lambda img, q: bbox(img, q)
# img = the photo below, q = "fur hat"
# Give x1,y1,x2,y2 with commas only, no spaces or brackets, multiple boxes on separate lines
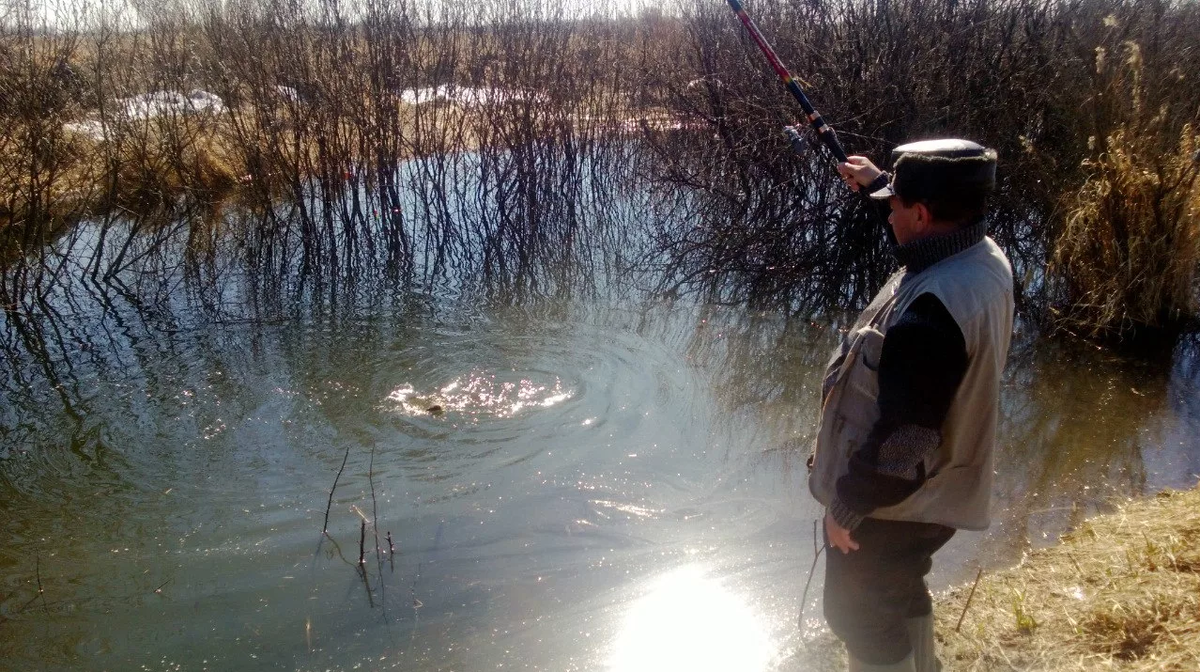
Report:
869,139,997,202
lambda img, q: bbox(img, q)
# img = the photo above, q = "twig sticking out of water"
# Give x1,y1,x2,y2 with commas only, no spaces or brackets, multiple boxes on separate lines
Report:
36,554,47,614
357,520,375,608
323,443,352,534
153,578,172,595
369,444,381,560
369,441,388,621
387,531,396,572
20,554,49,614
407,561,424,652
411,562,424,611
955,568,984,633
359,519,367,566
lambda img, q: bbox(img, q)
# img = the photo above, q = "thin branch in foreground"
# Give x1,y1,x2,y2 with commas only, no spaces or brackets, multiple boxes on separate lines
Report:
368,441,388,621
955,568,984,633
359,519,366,566
36,553,48,614
323,443,353,534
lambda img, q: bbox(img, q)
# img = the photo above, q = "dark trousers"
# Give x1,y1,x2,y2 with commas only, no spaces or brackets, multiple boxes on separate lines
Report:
823,517,956,665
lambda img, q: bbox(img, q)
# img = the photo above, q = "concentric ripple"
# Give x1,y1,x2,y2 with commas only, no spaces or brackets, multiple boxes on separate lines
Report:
384,369,575,419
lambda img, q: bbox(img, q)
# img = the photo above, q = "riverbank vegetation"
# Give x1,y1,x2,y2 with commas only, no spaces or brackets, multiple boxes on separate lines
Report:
2,0,1199,343
654,0,1200,339
938,484,1200,671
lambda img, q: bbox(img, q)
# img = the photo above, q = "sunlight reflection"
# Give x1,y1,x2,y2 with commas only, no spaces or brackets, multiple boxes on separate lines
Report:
608,565,776,672
384,371,574,418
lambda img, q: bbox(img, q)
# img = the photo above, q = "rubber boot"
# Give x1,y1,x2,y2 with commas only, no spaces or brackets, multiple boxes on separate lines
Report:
904,614,942,672
848,653,917,672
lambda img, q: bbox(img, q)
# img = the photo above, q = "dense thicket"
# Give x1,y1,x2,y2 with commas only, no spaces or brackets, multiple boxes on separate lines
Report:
1,0,1197,339
656,0,1200,330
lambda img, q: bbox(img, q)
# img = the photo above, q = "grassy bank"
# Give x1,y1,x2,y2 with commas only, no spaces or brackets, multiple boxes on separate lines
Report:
938,485,1200,671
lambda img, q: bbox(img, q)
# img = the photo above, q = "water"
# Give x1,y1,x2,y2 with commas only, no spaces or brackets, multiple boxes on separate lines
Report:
3,276,1200,671
3,155,1200,671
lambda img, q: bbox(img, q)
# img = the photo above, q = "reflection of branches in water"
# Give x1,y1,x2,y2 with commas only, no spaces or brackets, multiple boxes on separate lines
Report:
985,335,1178,559
3,303,86,432
651,302,840,469
0,141,646,465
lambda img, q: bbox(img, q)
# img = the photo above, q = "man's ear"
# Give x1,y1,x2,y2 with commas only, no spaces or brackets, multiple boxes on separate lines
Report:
913,202,934,233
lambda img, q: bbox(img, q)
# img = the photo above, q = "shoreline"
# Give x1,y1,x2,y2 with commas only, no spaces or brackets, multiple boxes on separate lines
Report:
935,484,1200,671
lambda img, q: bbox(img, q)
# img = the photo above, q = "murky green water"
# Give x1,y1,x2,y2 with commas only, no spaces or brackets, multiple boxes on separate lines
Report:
3,281,1199,671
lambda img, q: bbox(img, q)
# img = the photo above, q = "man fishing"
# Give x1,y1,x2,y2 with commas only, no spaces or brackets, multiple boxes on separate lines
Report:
807,142,1015,672
720,3,1014,668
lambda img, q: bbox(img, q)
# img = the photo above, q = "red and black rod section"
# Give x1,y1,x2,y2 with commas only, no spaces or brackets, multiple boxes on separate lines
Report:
726,0,849,163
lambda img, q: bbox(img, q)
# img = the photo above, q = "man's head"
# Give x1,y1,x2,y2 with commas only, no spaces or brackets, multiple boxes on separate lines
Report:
870,139,997,244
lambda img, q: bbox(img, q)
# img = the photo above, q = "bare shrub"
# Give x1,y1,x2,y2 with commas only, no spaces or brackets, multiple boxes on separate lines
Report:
646,0,1200,321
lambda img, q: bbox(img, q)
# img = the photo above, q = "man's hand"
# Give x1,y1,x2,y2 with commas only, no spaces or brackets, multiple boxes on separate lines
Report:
837,156,883,192
825,511,860,554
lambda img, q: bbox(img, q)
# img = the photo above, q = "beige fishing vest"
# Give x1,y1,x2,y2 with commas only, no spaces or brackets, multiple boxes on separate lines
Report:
808,237,1014,530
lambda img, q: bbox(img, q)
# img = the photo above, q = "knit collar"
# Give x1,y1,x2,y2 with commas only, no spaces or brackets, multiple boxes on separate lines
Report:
893,218,988,274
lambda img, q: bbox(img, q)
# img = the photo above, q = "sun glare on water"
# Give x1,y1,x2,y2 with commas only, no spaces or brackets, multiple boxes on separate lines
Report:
608,565,776,672
385,371,574,418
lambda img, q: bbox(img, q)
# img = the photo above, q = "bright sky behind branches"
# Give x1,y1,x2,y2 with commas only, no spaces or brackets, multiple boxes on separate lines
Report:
6,0,676,31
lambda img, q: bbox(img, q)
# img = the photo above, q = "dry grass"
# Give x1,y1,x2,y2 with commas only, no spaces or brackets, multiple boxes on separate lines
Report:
1051,124,1200,338
1049,40,1200,340
938,486,1200,671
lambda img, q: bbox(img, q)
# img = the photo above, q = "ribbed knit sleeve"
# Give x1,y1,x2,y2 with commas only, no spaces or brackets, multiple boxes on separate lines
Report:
828,293,968,530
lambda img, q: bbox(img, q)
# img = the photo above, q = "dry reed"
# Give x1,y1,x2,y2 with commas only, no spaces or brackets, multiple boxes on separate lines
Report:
938,486,1200,671
1051,122,1200,339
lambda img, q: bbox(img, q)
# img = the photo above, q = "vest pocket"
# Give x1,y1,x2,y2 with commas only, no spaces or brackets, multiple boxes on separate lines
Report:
833,326,884,457
844,326,884,395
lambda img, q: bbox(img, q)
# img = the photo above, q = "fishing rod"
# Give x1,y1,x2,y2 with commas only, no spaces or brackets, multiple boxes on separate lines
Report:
725,0,849,164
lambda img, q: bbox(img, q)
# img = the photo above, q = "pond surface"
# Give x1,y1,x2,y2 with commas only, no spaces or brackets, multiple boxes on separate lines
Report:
3,273,1200,672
